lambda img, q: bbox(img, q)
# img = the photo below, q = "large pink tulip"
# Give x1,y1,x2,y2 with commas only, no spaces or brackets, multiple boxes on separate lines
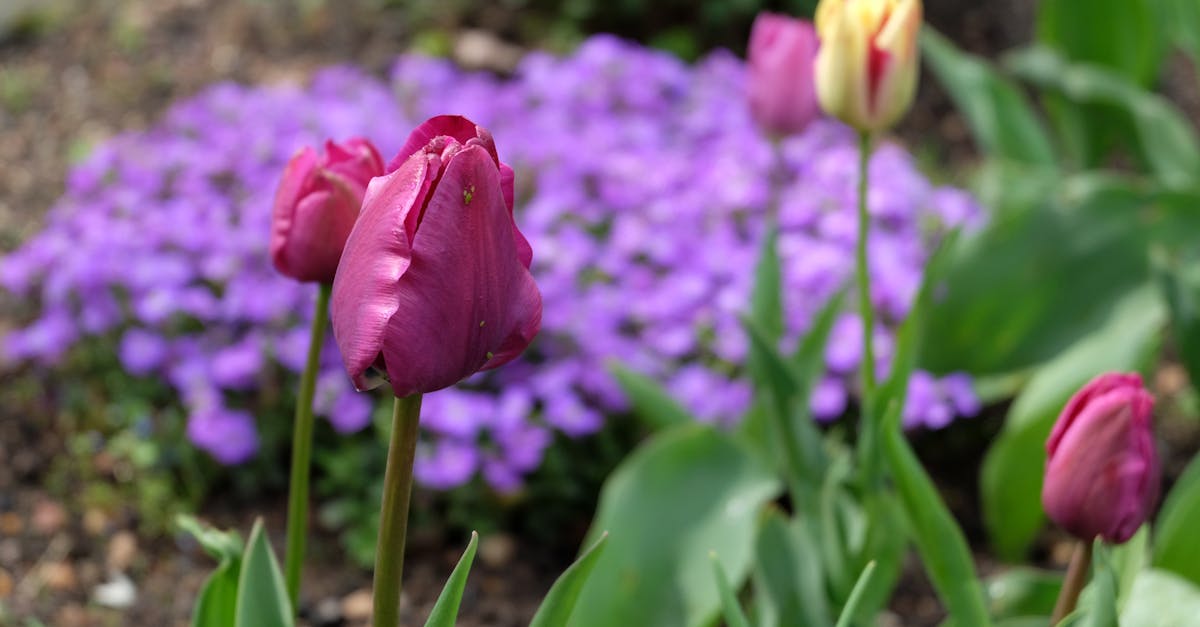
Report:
747,12,821,136
270,138,385,283
1042,372,1159,544
330,116,541,397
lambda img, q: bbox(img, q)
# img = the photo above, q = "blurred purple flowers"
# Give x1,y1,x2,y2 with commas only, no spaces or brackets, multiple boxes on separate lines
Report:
1,36,981,489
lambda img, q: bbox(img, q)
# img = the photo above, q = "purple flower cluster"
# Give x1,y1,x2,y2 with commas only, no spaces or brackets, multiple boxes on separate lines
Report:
2,36,981,490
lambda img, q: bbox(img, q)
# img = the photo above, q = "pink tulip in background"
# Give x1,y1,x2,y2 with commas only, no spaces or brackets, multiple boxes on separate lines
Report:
270,137,385,283
330,115,541,398
1042,372,1160,544
747,12,821,136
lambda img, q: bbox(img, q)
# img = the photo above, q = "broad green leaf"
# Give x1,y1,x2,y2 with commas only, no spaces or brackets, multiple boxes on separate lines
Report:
1155,253,1200,392
881,402,991,627
751,508,831,627
1036,0,1161,84
1108,525,1148,610
608,362,694,430
844,492,907,625
192,561,241,627
981,286,1163,559
234,520,294,627
530,534,609,627
921,29,1056,167
1120,569,1200,626
423,532,479,627
922,173,1152,376
1152,452,1200,586
834,561,877,627
570,425,781,627
1163,0,1200,68
1005,47,1200,189
710,553,752,627
792,287,846,383
985,568,1061,620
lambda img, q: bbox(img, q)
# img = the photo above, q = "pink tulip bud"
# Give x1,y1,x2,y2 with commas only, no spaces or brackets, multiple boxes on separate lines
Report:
1042,372,1159,544
330,116,541,397
270,138,385,283
747,13,821,137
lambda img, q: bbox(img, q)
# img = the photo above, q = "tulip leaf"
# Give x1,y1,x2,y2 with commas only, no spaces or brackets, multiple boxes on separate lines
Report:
1154,251,1200,396
751,507,831,627
423,531,478,627
985,568,1062,621
1151,452,1200,587
881,401,992,627
750,222,784,343
1078,543,1118,627
920,29,1056,167
1162,0,1200,70
608,361,694,431
234,519,294,627
922,172,1153,377
529,533,608,627
570,424,781,627
834,560,877,627
792,287,846,384
710,552,752,627
1036,0,1161,85
980,286,1163,560
1005,47,1200,189
178,516,244,627
1120,569,1200,626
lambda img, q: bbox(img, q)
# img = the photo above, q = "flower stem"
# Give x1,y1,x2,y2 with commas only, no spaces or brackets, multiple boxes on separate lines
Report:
373,394,423,627
283,282,332,612
1051,540,1093,625
853,131,879,481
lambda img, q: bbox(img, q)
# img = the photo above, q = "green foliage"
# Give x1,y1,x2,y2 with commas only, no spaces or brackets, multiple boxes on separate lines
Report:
234,520,294,627
1120,570,1200,625
423,532,479,627
608,362,694,430
710,553,753,627
984,568,1062,621
1152,453,1200,586
920,30,1056,167
751,508,831,627
180,516,244,627
570,424,781,627
1036,0,1161,85
529,533,609,627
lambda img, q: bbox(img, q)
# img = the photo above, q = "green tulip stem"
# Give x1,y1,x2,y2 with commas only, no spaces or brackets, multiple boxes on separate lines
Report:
373,394,424,627
1050,540,1093,625
854,131,879,480
283,282,332,612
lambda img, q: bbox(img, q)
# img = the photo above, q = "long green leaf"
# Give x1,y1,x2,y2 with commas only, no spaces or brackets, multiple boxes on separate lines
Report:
423,532,479,627
710,552,753,627
752,508,831,627
1079,543,1118,627
750,223,784,342
834,561,877,627
570,425,780,627
192,562,241,627
1036,0,1161,84
985,568,1062,621
921,29,1056,167
882,403,990,627
1005,47,1200,189
1120,569,1200,626
1152,452,1200,586
608,362,694,430
234,520,294,627
529,533,609,627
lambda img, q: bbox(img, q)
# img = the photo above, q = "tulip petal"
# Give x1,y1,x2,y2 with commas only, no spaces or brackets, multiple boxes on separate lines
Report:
269,147,319,276
499,163,533,268
380,145,541,396
388,115,492,172
330,153,429,391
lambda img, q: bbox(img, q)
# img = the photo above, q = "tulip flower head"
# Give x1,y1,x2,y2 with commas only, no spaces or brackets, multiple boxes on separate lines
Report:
1041,372,1159,544
814,0,922,132
747,13,821,137
330,116,541,398
270,138,385,283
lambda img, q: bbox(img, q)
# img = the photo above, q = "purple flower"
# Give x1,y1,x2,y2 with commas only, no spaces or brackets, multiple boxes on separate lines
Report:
119,329,170,375
186,407,260,464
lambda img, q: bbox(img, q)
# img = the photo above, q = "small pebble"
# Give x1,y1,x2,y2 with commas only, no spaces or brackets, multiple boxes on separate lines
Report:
93,572,137,609
55,604,88,627
311,596,343,626
32,499,67,536
0,567,12,598
0,512,22,536
83,508,110,536
107,530,138,572
41,561,78,591
341,588,373,621
479,533,516,568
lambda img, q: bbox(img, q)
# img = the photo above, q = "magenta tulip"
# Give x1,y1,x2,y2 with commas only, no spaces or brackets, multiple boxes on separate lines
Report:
270,138,385,283
747,12,821,137
330,116,541,397
1042,372,1159,544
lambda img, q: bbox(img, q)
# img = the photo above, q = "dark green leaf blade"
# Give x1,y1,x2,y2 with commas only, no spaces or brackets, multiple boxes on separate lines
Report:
423,531,479,627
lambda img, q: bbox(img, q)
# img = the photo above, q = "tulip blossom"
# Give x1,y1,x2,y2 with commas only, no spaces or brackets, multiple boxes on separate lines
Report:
330,116,541,398
1042,372,1159,544
746,13,821,136
814,0,922,132
270,137,385,283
